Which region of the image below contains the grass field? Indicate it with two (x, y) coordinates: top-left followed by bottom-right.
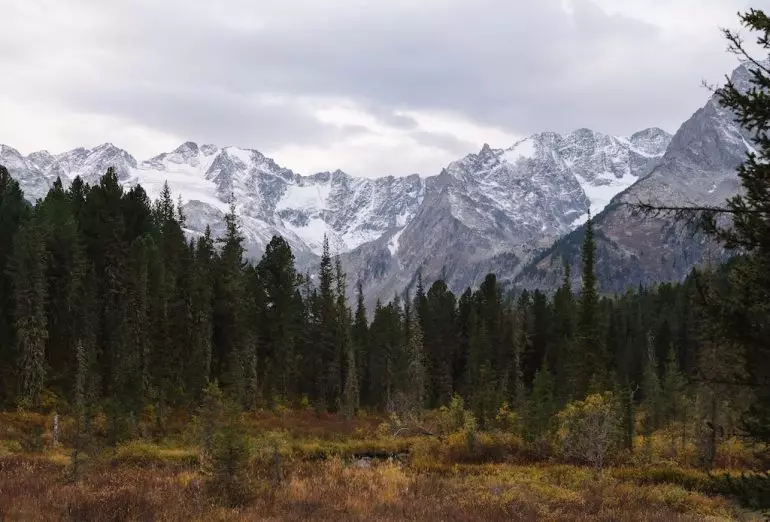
(0, 410), (763, 521)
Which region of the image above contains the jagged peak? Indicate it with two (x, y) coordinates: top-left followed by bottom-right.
(0, 144), (24, 157)
(478, 143), (494, 156)
(92, 142), (121, 152)
(173, 141), (199, 153)
(201, 143), (218, 155)
(629, 127), (672, 141)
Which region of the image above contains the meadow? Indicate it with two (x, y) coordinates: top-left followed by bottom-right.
(0, 406), (764, 521)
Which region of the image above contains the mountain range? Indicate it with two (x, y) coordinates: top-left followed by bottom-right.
(0, 61), (755, 306)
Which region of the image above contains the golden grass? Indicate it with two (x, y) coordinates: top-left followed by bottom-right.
(0, 410), (764, 521)
(0, 455), (758, 521)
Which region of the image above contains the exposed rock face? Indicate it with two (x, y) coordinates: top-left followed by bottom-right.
(1, 125), (673, 307)
(514, 63), (756, 293)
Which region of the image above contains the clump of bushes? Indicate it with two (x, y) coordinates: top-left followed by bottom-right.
(556, 392), (620, 470)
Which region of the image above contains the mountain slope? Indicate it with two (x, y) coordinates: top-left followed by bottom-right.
(514, 62), (754, 293)
(1, 127), (670, 305)
(343, 128), (670, 307)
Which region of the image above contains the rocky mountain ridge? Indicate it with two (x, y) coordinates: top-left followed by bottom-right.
(0, 125), (670, 305)
(514, 61), (757, 293)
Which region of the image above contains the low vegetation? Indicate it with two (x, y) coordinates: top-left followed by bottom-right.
(0, 401), (765, 521)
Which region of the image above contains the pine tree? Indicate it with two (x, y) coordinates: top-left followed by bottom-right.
(10, 218), (49, 409)
(313, 235), (338, 411)
(660, 345), (688, 427)
(526, 362), (557, 453)
(189, 226), (215, 401)
(422, 280), (456, 408)
(0, 165), (30, 406)
(334, 255), (352, 413)
(342, 333), (360, 419)
(257, 236), (299, 402)
(553, 258), (576, 403)
(405, 306), (426, 417)
(705, 11), (770, 452)
(576, 213), (605, 397)
(351, 281), (368, 401)
(213, 201), (253, 407)
(641, 331), (662, 458)
(38, 178), (85, 399)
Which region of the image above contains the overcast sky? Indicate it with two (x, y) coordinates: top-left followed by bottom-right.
(1, 0), (768, 178)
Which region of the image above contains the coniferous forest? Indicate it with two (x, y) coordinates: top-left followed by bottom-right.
(1, 8), (770, 521)
(0, 163), (744, 436)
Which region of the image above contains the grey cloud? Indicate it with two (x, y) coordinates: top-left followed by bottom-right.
(6, 0), (769, 172)
(58, 82), (348, 152)
(75, 0), (760, 136)
(411, 131), (476, 156)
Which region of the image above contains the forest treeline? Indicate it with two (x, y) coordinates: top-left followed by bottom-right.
(0, 163), (757, 463)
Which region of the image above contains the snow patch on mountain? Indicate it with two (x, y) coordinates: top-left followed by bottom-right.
(276, 182), (331, 212)
(574, 169), (637, 217)
(502, 137), (536, 163)
(388, 227), (405, 256)
(2, 125), (671, 307)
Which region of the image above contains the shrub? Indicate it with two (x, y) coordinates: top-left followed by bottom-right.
(492, 402), (519, 433)
(19, 424), (45, 453)
(411, 431), (524, 467)
(428, 394), (473, 436)
(557, 392), (620, 469)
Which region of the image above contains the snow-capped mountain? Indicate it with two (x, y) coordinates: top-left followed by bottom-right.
(1, 126), (670, 305)
(341, 128), (671, 306)
(515, 61), (756, 293)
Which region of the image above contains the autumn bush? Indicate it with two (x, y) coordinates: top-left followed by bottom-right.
(557, 392), (621, 469)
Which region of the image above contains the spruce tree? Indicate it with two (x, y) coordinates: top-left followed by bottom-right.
(189, 226), (215, 401)
(526, 362), (556, 453)
(342, 336), (359, 419)
(423, 280), (456, 408)
(660, 345), (688, 427)
(10, 218), (49, 409)
(213, 201), (253, 407)
(38, 178), (85, 399)
(576, 212), (604, 397)
(334, 255), (352, 413)
(405, 303), (426, 417)
(351, 281), (368, 401)
(706, 11), (770, 452)
(0, 165), (29, 405)
(641, 331), (662, 448)
(313, 235), (338, 410)
(257, 236), (299, 402)
(553, 259), (576, 403)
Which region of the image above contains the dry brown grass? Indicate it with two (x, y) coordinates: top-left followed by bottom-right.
(0, 454), (758, 521)
(0, 410), (762, 521)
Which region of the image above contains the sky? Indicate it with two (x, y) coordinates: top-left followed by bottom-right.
(1, 0), (768, 178)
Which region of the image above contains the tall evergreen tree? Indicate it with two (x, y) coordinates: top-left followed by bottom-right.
(576, 213), (604, 397)
(704, 11), (770, 451)
(351, 281), (368, 400)
(188, 226), (215, 401)
(213, 201), (253, 407)
(0, 165), (29, 405)
(257, 236), (299, 402)
(405, 298), (426, 416)
(312, 235), (339, 411)
(9, 217), (49, 409)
